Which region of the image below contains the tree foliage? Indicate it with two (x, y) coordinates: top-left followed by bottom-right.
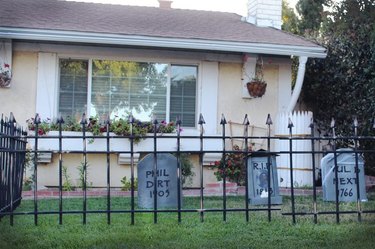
(282, 0), (299, 34)
(296, 0), (331, 37)
(301, 0), (375, 174)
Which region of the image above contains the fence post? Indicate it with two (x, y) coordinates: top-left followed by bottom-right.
(57, 115), (64, 225)
(176, 117), (182, 223)
(220, 114), (227, 222)
(106, 116), (111, 225)
(309, 120), (318, 224)
(33, 114), (41, 226)
(243, 114), (250, 222)
(331, 118), (340, 224)
(198, 114), (205, 222)
(129, 115), (135, 225)
(0, 115), (4, 221)
(353, 117), (362, 222)
(288, 118), (296, 224)
(152, 118), (158, 224)
(9, 113), (15, 226)
(266, 114), (272, 222)
(81, 113), (88, 225)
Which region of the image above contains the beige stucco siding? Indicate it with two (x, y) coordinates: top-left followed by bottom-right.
(217, 62), (279, 149)
(36, 153), (216, 188)
(8, 44), (292, 188)
(0, 51), (38, 124)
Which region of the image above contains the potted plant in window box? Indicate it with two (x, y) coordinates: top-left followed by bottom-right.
(246, 57), (267, 98)
(0, 63), (11, 88)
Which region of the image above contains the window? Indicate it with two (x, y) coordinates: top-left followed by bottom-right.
(58, 59), (197, 127)
(58, 60), (88, 120)
(170, 65), (197, 127)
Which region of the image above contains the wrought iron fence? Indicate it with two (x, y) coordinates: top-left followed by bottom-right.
(0, 113), (27, 223)
(0, 112), (375, 226)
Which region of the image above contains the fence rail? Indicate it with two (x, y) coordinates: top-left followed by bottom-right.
(0, 113), (375, 226)
(0, 113), (27, 224)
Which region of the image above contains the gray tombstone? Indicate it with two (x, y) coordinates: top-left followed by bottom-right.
(138, 153), (180, 209)
(322, 148), (367, 202)
(248, 152), (282, 205)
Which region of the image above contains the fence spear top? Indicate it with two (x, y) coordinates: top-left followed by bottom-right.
(57, 114), (64, 124)
(176, 116), (182, 126)
(220, 114), (227, 125)
(105, 115), (111, 125)
(288, 118), (294, 129)
(128, 114), (134, 124)
(34, 113), (41, 124)
(198, 113), (205, 125)
(152, 116), (158, 125)
(243, 114), (250, 125)
(309, 118), (314, 129)
(80, 113), (87, 124)
(9, 112), (16, 123)
(330, 117), (335, 128)
(266, 114), (273, 125)
(353, 116), (358, 128)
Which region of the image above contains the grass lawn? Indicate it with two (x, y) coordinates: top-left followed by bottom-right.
(1, 195), (375, 249)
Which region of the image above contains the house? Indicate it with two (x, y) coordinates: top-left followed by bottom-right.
(0, 0), (326, 188)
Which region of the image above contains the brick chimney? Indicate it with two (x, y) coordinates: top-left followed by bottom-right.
(158, 0), (173, 9)
(247, 0), (282, 29)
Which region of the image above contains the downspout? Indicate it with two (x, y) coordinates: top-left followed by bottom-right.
(286, 56), (308, 113)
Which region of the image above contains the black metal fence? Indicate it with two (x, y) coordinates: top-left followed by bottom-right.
(0, 113), (375, 226)
(0, 113), (27, 222)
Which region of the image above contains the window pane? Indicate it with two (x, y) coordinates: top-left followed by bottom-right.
(58, 59), (88, 120)
(91, 60), (167, 121)
(170, 65), (197, 127)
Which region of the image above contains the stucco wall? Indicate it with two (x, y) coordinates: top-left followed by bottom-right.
(35, 153), (217, 188)
(0, 51), (38, 125)
(9, 43), (292, 189)
(217, 62), (281, 150)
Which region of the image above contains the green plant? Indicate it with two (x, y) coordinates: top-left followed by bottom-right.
(120, 176), (138, 191)
(62, 165), (74, 191)
(26, 117), (52, 135)
(26, 116), (177, 142)
(62, 116), (82, 132)
(77, 161), (90, 189)
(180, 153), (195, 186)
(211, 145), (246, 186)
(23, 149), (35, 190)
(22, 177), (33, 191)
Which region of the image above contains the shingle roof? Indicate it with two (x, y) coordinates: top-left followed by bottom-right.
(0, 0), (325, 56)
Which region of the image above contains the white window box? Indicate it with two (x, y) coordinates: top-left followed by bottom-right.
(28, 131), (223, 156)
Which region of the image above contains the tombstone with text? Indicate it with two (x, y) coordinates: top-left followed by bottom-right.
(248, 152), (282, 205)
(138, 153), (180, 209)
(322, 148), (367, 202)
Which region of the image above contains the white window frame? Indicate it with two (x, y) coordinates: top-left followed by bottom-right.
(36, 50), (219, 135)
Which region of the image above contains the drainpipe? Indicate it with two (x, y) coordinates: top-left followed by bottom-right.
(286, 56), (308, 113)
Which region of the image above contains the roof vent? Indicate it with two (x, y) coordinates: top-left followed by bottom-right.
(158, 0), (173, 9)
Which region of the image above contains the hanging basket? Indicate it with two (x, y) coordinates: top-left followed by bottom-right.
(0, 74), (11, 88)
(246, 80), (267, 98)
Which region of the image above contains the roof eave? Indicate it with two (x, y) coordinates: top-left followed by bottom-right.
(0, 27), (327, 58)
